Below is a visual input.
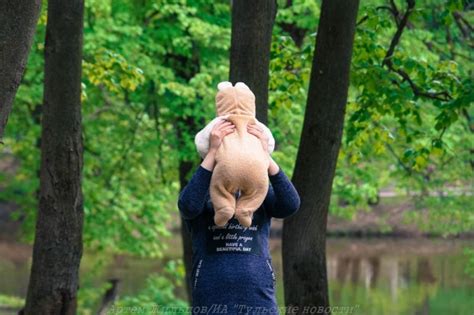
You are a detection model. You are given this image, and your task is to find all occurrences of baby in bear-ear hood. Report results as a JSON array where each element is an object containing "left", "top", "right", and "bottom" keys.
[
  {"left": 193, "top": 81, "right": 276, "bottom": 227},
  {"left": 194, "top": 81, "right": 275, "bottom": 159}
]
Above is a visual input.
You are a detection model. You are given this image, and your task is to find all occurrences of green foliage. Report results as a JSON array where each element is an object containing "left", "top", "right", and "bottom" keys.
[
  {"left": 337, "top": 0, "right": 472, "bottom": 217},
  {"left": 1, "top": 0, "right": 231, "bottom": 258},
  {"left": 268, "top": 33, "right": 312, "bottom": 178},
  {"left": 330, "top": 162, "right": 384, "bottom": 220},
  {"left": 1, "top": 0, "right": 471, "bottom": 256},
  {"left": 269, "top": 0, "right": 472, "bottom": 220},
  {"left": 78, "top": 0, "right": 232, "bottom": 256},
  {"left": 77, "top": 255, "right": 114, "bottom": 315},
  {"left": 276, "top": 0, "right": 320, "bottom": 36},
  {"left": 464, "top": 247, "right": 474, "bottom": 278},
  {"left": 348, "top": 3, "right": 471, "bottom": 173},
  {"left": 0, "top": 0, "right": 472, "bottom": 309},
  {"left": 83, "top": 48, "right": 145, "bottom": 93},
  {"left": 110, "top": 259, "right": 188, "bottom": 314},
  {"left": 0, "top": 294, "right": 24, "bottom": 309},
  {"left": 403, "top": 195, "right": 474, "bottom": 236}
]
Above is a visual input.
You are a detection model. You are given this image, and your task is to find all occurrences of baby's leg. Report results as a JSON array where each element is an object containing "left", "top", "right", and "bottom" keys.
[
  {"left": 210, "top": 169, "right": 237, "bottom": 227},
  {"left": 235, "top": 179, "right": 269, "bottom": 227}
]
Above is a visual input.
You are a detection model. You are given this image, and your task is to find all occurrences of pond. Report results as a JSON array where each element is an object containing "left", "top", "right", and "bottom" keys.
[{"left": 0, "top": 237, "right": 473, "bottom": 315}]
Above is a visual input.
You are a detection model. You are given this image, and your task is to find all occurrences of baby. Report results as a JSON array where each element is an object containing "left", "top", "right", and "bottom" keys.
[
  {"left": 194, "top": 82, "right": 275, "bottom": 227},
  {"left": 195, "top": 82, "right": 275, "bottom": 159}
]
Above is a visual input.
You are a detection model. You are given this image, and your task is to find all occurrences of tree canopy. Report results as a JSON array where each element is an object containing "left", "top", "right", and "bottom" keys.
[{"left": 1, "top": 0, "right": 472, "bottom": 259}]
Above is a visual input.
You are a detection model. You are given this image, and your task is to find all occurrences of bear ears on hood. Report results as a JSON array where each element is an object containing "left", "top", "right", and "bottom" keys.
[
  {"left": 215, "top": 81, "right": 256, "bottom": 116},
  {"left": 217, "top": 81, "right": 251, "bottom": 92}
]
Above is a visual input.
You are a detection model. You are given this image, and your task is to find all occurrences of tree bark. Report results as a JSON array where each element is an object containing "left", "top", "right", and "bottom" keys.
[
  {"left": 229, "top": 0, "right": 277, "bottom": 125},
  {"left": 0, "top": 0, "right": 41, "bottom": 140},
  {"left": 23, "top": 0, "right": 84, "bottom": 314},
  {"left": 282, "top": 0, "right": 360, "bottom": 313}
]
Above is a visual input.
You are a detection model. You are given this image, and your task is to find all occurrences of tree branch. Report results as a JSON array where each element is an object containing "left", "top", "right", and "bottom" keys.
[
  {"left": 382, "top": 0, "right": 414, "bottom": 67},
  {"left": 382, "top": 0, "right": 452, "bottom": 102},
  {"left": 453, "top": 11, "right": 473, "bottom": 39}
]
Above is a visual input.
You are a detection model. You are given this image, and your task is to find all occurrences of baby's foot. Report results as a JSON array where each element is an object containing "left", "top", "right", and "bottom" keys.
[
  {"left": 214, "top": 207, "right": 235, "bottom": 227},
  {"left": 235, "top": 209, "right": 253, "bottom": 227}
]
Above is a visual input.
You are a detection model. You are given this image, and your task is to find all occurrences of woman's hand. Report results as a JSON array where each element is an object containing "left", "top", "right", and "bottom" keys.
[
  {"left": 201, "top": 119, "right": 235, "bottom": 171},
  {"left": 209, "top": 119, "right": 235, "bottom": 152},
  {"left": 247, "top": 123, "right": 269, "bottom": 153}
]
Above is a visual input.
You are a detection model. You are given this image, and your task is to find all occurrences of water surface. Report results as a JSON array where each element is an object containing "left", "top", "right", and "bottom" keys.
[{"left": 0, "top": 237, "right": 472, "bottom": 315}]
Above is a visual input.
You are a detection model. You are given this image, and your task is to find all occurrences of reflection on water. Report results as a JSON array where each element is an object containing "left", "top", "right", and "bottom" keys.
[
  {"left": 324, "top": 239, "right": 473, "bottom": 315},
  {"left": 0, "top": 237, "right": 473, "bottom": 315},
  {"left": 270, "top": 238, "right": 474, "bottom": 315}
]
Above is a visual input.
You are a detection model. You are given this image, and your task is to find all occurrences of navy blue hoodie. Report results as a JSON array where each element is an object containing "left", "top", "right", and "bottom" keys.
[{"left": 178, "top": 165, "right": 301, "bottom": 315}]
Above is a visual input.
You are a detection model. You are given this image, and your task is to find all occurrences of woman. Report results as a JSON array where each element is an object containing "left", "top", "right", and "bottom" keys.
[{"left": 178, "top": 119, "right": 301, "bottom": 314}]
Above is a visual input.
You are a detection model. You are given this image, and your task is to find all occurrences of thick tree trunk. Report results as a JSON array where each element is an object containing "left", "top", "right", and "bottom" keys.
[
  {"left": 282, "top": 0, "right": 360, "bottom": 313},
  {"left": 229, "top": 0, "right": 276, "bottom": 125},
  {"left": 0, "top": 0, "right": 41, "bottom": 140},
  {"left": 23, "top": 0, "right": 85, "bottom": 314}
]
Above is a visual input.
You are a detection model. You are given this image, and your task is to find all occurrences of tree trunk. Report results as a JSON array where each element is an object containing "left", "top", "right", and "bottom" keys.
[
  {"left": 0, "top": 0, "right": 41, "bottom": 140},
  {"left": 229, "top": 0, "right": 276, "bottom": 125},
  {"left": 281, "top": 0, "right": 360, "bottom": 313},
  {"left": 23, "top": 0, "right": 85, "bottom": 314}
]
